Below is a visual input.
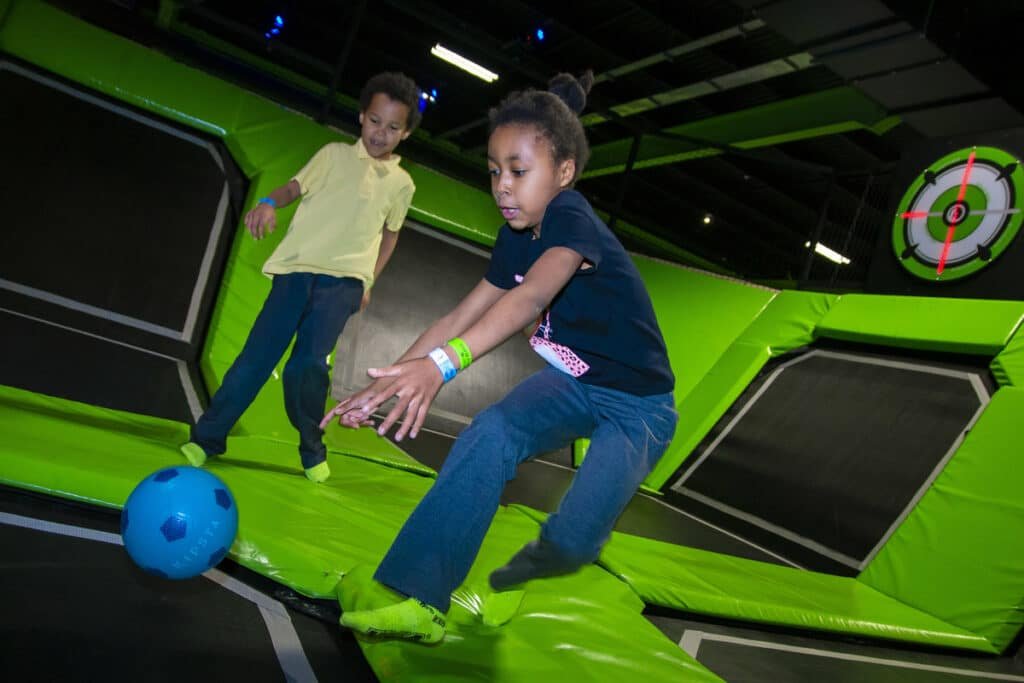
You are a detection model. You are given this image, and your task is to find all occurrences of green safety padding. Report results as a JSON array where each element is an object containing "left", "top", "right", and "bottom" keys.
[
  {"left": 0, "top": 385, "right": 719, "bottom": 682},
  {"left": 633, "top": 260, "right": 778, "bottom": 403},
  {"left": 859, "top": 387, "right": 1024, "bottom": 653},
  {"left": 643, "top": 289, "right": 836, "bottom": 490},
  {"left": 509, "top": 505, "right": 993, "bottom": 652},
  {"left": 599, "top": 530, "right": 995, "bottom": 653},
  {"left": 574, "top": 260, "right": 777, "bottom": 479},
  {"left": 0, "top": 385, "right": 430, "bottom": 595},
  {"left": 339, "top": 535, "right": 721, "bottom": 681},
  {"left": 814, "top": 294, "right": 1024, "bottom": 355},
  {"left": 991, "top": 324, "right": 1024, "bottom": 387}
]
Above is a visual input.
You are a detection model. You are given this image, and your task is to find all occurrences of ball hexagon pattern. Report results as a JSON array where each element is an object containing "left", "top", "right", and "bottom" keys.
[{"left": 120, "top": 466, "right": 239, "bottom": 580}]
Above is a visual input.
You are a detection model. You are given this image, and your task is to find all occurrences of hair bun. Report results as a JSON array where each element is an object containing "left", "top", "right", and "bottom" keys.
[{"left": 548, "top": 70, "right": 594, "bottom": 115}]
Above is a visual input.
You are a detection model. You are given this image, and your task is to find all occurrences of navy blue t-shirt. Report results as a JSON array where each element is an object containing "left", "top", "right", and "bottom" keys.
[{"left": 485, "top": 190, "right": 674, "bottom": 396}]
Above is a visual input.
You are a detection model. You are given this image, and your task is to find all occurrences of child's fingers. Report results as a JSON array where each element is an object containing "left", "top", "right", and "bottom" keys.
[
  {"left": 376, "top": 394, "right": 411, "bottom": 437},
  {"left": 393, "top": 396, "right": 421, "bottom": 442},
  {"left": 409, "top": 401, "right": 430, "bottom": 440},
  {"left": 367, "top": 365, "right": 403, "bottom": 378}
]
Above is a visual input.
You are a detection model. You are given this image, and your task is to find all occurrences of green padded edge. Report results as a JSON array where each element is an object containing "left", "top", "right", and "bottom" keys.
[
  {"left": 859, "top": 387, "right": 1024, "bottom": 652},
  {"left": 509, "top": 505, "right": 993, "bottom": 652},
  {"left": 814, "top": 294, "right": 1024, "bottom": 355},
  {"left": 991, "top": 323, "right": 1024, "bottom": 387},
  {"left": 644, "top": 289, "right": 836, "bottom": 490}
]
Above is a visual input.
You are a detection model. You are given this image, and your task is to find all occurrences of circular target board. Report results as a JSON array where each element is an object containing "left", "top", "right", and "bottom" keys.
[{"left": 892, "top": 146, "right": 1024, "bottom": 281}]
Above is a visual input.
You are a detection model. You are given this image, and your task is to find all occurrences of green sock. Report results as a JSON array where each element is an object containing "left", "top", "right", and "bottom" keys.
[
  {"left": 340, "top": 597, "right": 446, "bottom": 643},
  {"left": 179, "top": 442, "right": 207, "bottom": 468},
  {"left": 482, "top": 589, "right": 524, "bottom": 627},
  {"left": 304, "top": 461, "right": 330, "bottom": 483}
]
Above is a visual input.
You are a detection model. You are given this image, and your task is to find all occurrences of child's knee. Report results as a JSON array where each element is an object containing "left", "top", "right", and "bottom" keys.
[
  {"left": 283, "top": 354, "right": 327, "bottom": 387},
  {"left": 447, "top": 407, "right": 523, "bottom": 478}
]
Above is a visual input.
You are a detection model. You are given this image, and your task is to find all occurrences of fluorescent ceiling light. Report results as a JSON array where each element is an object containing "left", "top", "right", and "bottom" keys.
[
  {"left": 430, "top": 44, "right": 499, "bottom": 83},
  {"left": 805, "top": 241, "right": 851, "bottom": 265}
]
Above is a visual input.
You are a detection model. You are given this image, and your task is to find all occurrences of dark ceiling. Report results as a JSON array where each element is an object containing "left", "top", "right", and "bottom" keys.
[{"left": 48, "top": 0, "right": 1024, "bottom": 285}]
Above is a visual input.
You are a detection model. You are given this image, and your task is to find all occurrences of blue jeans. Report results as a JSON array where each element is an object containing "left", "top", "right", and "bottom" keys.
[
  {"left": 191, "top": 273, "right": 363, "bottom": 469},
  {"left": 374, "top": 366, "right": 678, "bottom": 611}
]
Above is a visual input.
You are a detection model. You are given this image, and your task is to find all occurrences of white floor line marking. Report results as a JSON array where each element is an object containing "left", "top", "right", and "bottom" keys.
[
  {"left": 679, "top": 630, "right": 1024, "bottom": 681},
  {"left": 0, "top": 511, "right": 316, "bottom": 682}
]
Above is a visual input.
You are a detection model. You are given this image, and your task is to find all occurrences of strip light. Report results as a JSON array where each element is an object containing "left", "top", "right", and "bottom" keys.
[
  {"left": 430, "top": 44, "right": 499, "bottom": 83},
  {"left": 805, "top": 241, "right": 851, "bottom": 265}
]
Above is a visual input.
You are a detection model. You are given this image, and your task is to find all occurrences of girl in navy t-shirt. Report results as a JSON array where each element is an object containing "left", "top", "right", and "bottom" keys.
[{"left": 323, "top": 71, "right": 677, "bottom": 643}]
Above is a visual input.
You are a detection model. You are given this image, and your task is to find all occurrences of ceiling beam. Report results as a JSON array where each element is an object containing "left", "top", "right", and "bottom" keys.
[{"left": 582, "top": 87, "right": 896, "bottom": 178}]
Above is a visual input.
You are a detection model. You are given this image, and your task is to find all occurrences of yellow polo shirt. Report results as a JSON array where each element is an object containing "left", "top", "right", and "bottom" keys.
[{"left": 262, "top": 139, "right": 415, "bottom": 288}]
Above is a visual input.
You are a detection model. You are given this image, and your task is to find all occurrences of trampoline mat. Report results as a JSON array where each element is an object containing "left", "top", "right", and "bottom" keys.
[
  {"left": 0, "top": 308, "right": 198, "bottom": 423},
  {"left": 0, "top": 61, "right": 230, "bottom": 336},
  {"left": 673, "top": 348, "right": 989, "bottom": 566}
]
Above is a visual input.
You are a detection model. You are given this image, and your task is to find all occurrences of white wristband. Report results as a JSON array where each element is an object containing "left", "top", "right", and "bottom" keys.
[{"left": 428, "top": 347, "right": 457, "bottom": 382}]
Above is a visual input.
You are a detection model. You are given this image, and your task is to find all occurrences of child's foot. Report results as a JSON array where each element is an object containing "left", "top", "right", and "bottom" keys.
[
  {"left": 482, "top": 589, "right": 524, "bottom": 627},
  {"left": 179, "top": 442, "right": 207, "bottom": 468},
  {"left": 489, "top": 538, "right": 581, "bottom": 591},
  {"left": 304, "top": 461, "right": 331, "bottom": 483},
  {"left": 340, "top": 597, "right": 446, "bottom": 643}
]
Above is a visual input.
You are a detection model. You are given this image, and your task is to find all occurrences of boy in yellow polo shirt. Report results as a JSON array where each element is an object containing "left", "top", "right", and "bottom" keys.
[{"left": 180, "top": 72, "right": 420, "bottom": 482}]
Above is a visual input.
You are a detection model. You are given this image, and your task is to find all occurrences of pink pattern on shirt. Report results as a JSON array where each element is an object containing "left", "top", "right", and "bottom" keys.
[{"left": 529, "top": 309, "right": 590, "bottom": 378}]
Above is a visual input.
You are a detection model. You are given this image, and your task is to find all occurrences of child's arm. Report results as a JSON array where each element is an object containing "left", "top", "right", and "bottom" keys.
[
  {"left": 361, "top": 227, "right": 400, "bottom": 310},
  {"left": 334, "top": 247, "right": 583, "bottom": 440},
  {"left": 322, "top": 274, "right": 507, "bottom": 431},
  {"left": 244, "top": 180, "right": 301, "bottom": 240}
]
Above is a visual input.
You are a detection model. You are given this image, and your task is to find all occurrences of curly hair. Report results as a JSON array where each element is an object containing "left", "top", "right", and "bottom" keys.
[
  {"left": 488, "top": 71, "right": 594, "bottom": 182},
  {"left": 360, "top": 72, "right": 422, "bottom": 132}
]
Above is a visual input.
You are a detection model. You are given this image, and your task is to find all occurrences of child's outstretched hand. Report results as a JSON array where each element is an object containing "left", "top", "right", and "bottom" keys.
[
  {"left": 321, "top": 359, "right": 443, "bottom": 442},
  {"left": 244, "top": 203, "right": 277, "bottom": 240}
]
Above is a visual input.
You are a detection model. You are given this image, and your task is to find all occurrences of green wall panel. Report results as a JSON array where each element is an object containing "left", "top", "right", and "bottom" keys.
[
  {"left": 859, "top": 387, "right": 1024, "bottom": 652},
  {"left": 815, "top": 294, "right": 1024, "bottom": 355}
]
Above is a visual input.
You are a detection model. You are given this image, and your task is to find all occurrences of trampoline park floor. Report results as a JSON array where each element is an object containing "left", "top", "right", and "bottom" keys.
[
  {"left": 4, "top": 427, "right": 1024, "bottom": 682},
  {"left": 0, "top": 485, "right": 377, "bottom": 682}
]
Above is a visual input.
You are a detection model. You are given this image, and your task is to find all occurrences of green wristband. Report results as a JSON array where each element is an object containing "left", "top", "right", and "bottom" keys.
[{"left": 447, "top": 337, "right": 473, "bottom": 370}]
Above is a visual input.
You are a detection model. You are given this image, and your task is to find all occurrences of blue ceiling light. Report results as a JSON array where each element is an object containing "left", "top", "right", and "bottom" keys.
[
  {"left": 535, "top": 28, "right": 545, "bottom": 41},
  {"left": 418, "top": 88, "right": 438, "bottom": 112},
  {"left": 265, "top": 14, "right": 285, "bottom": 42}
]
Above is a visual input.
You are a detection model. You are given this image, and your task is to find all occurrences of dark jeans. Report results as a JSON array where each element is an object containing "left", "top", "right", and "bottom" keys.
[
  {"left": 191, "top": 272, "right": 363, "bottom": 469},
  {"left": 374, "top": 366, "right": 678, "bottom": 611}
]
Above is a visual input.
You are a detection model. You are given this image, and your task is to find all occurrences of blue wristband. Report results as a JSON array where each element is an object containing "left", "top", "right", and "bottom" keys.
[
  {"left": 428, "top": 347, "right": 457, "bottom": 383},
  {"left": 258, "top": 197, "right": 277, "bottom": 208}
]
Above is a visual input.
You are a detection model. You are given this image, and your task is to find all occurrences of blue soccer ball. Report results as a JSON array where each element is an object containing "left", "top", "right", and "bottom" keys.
[{"left": 120, "top": 467, "right": 239, "bottom": 580}]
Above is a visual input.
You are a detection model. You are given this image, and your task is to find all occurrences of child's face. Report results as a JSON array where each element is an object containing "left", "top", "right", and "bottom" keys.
[
  {"left": 359, "top": 93, "right": 411, "bottom": 160},
  {"left": 487, "top": 124, "right": 575, "bottom": 231}
]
